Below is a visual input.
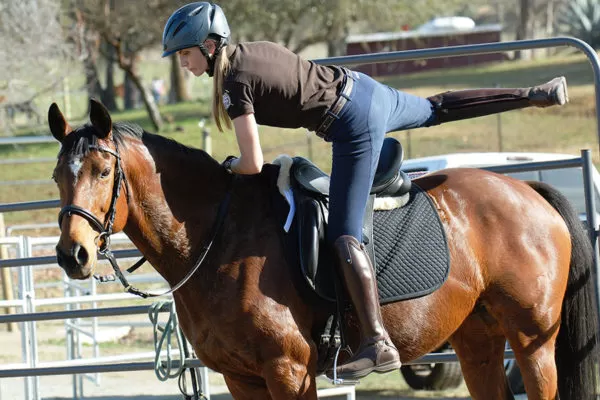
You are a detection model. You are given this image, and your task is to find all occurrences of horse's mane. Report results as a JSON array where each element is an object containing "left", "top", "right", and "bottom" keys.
[{"left": 58, "top": 121, "right": 205, "bottom": 161}]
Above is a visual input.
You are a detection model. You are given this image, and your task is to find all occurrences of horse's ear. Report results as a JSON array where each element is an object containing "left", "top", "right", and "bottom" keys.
[
  {"left": 48, "top": 103, "right": 72, "bottom": 143},
  {"left": 89, "top": 99, "right": 112, "bottom": 139}
]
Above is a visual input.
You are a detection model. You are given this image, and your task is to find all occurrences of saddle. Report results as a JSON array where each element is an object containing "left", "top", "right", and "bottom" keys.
[
  {"left": 288, "top": 137, "right": 411, "bottom": 302},
  {"left": 276, "top": 136, "right": 450, "bottom": 375}
]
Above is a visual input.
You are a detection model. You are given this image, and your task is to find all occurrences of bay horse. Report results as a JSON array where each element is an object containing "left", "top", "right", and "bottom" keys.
[{"left": 49, "top": 99, "right": 598, "bottom": 399}]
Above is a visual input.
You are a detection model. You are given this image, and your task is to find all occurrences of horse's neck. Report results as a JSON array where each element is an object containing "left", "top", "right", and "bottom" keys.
[{"left": 121, "top": 136, "right": 227, "bottom": 284}]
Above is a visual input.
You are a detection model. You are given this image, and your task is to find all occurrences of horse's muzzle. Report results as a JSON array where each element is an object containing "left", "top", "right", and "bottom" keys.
[{"left": 56, "top": 242, "right": 92, "bottom": 279}]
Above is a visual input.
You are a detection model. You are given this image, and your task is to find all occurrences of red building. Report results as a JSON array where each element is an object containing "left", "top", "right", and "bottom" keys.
[{"left": 345, "top": 24, "right": 504, "bottom": 77}]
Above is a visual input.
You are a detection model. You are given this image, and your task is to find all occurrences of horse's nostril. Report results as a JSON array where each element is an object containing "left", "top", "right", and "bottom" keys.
[
  {"left": 55, "top": 245, "right": 66, "bottom": 266},
  {"left": 72, "top": 243, "right": 89, "bottom": 266}
]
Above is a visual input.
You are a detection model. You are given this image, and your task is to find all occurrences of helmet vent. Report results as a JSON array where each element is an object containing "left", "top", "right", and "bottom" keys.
[
  {"left": 172, "top": 21, "right": 186, "bottom": 37},
  {"left": 164, "top": 18, "right": 177, "bottom": 37},
  {"left": 190, "top": 5, "right": 205, "bottom": 17}
]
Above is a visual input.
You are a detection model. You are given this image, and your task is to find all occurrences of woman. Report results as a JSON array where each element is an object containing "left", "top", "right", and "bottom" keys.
[{"left": 162, "top": 2, "right": 568, "bottom": 380}]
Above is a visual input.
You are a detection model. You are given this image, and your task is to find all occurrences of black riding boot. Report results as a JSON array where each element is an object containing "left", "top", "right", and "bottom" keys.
[
  {"left": 428, "top": 76, "right": 568, "bottom": 124},
  {"left": 330, "top": 235, "right": 401, "bottom": 380}
]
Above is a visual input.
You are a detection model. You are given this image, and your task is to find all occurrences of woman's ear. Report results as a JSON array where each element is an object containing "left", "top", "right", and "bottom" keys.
[{"left": 204, "top": 39, "right": 217, "bottom": 55}]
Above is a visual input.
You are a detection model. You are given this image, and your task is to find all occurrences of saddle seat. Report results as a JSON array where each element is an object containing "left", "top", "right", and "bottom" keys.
[{"left": 292, "top": 137, "right": 411, "bottom": 198}]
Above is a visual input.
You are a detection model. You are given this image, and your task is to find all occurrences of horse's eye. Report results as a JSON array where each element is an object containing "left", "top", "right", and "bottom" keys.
[{"left": 100, "top": 168, "right": 111, "bottom": 178}]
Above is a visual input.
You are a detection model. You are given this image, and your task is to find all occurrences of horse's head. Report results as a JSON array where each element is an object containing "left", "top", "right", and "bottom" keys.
[{"left": 49, "top": 100, "right": 128, "bottom": 279}]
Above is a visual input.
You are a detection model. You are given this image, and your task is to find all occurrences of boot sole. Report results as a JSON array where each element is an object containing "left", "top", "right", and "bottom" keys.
[{"left": 328, "top": 359, "right": 402, "bottom": 381}]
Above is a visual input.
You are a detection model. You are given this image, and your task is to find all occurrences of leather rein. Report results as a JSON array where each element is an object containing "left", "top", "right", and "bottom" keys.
[{"left": 57, "top": 141, "right": 232, "bottom": 298}]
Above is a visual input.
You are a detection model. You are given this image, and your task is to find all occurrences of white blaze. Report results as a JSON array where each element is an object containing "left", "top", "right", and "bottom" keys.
[{"left": 68, "top": 157, "right": 83, "bottom": 183}]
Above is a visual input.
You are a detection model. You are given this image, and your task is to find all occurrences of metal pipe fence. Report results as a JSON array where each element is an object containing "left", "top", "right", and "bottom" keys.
[
  {"left": 1, "top": 37, "right": 600, "bottom": 399},
  {"left": 0, "top": 154, "right": 593, "bottom": 399}
]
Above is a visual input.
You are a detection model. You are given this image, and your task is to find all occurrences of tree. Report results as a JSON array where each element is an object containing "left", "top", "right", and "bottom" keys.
[
  {"left": 557, "top": 0, "right": 600, "bottom": 49},
  {"left": 70, "top": 6, "right": 118, "bottom": 112},
  {"left": 0, "top": 0, "right": 74, "bottom": 108},
  {"left": 69, "top": 0, "right": 185, "bottom": 131},
  {"left": 169, "top": 55, "right": 191, "bottom": 103},
  {"left": 515, "top": 0, "right": 533, "bottom": 59},
  {"left": 221, "top": 0, "right": 470, "bottom": 57}
]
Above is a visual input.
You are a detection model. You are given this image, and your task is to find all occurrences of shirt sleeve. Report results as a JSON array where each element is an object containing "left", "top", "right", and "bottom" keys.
[{"left": 223, "top": 80, "right": 254, "bottom": 120}]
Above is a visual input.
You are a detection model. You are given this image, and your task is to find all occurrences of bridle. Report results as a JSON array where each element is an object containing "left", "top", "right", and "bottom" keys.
[
  {"left": 58, "top": 144, "right": 125, "bottom": 255},
  {"left": 57, "top": 140, "right": 233, "bottom": 298}
]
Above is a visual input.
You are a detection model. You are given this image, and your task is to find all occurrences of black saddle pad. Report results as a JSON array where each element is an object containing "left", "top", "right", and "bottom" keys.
[{"left": 373, "top": 183, "right": 450, "bottom": 304}]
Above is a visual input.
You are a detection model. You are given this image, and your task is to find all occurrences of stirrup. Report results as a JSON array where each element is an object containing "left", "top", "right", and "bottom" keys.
[{"left": 325, "top": 345, "right": 360, "bottom": 386}]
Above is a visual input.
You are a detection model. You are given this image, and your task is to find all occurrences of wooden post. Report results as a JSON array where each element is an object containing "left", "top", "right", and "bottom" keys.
[
  {"left": 0, "top": 214, "right": 16, "bottom": 332},
  {"left": 200, "top": 119, "right": 212, "bottom": 156}
]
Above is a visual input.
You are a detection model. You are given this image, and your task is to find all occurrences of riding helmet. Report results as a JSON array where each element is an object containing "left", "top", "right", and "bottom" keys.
[{"left": 162, "top": 2, "right": 230, "bottom": 58}]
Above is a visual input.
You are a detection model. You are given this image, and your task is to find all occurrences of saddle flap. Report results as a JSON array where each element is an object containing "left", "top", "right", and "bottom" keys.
[
  {"left": 291, "top": 157, "right": 330, "bottom": 196},
  {"left": 298, "top": 197, "right": 326, "bottom": 283}
]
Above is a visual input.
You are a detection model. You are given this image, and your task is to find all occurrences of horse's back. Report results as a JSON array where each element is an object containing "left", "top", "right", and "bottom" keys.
[
  {"left": 415, "top": 167, "right": 567, "bottom": 233},
  {"left": 414, "top": 166, "right": 571, "bottom": 315}
]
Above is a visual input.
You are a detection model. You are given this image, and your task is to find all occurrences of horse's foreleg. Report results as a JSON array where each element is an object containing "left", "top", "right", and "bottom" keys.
[
  {"left": 262, "top": 357, "right": 318, "bottom": 400},
  {"left": 449, "top": 313, "right": 514, "bottom": 400},
  {"left": 221, "top": 359, "right": 318, "bottom": 400},
  {"left": 224, "top": 375, "right": 272, "bottom": 400}
]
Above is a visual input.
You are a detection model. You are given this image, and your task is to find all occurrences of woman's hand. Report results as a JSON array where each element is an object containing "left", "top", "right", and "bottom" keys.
[{"left": 231, "top": 113, "right": 264, "bottom": 174}]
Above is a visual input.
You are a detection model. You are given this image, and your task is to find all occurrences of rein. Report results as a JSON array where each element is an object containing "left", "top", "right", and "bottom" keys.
[{"left": 58, "top": 141, "right": 233, "bottom": 298}]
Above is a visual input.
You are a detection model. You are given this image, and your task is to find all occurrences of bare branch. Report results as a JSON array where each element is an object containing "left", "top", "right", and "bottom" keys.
[{"left": 0, "top": 0, "right": 76, "bottom": 104}]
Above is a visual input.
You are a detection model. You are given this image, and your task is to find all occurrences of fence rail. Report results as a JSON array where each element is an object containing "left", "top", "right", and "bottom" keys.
[
  {"left": 1, "top": 36, "right": 600, "bottom": 400},
  {"left": 0, "top": 136, "right": 56, "bottom": 146}
]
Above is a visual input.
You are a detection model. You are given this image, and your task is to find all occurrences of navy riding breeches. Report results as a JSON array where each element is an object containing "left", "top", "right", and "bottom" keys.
[{"left": 324, "top": 71, "right": 436, "bottom": 243}]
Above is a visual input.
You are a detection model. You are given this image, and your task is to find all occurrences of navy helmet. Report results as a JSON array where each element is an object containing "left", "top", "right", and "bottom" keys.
[{"left": 162, "top": 2, "right": 230, "bottom": 58}]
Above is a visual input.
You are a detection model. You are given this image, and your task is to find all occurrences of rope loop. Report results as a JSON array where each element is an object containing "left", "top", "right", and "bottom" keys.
[{"left": 148, "top": 301, "right": 185, "bottom": 381}]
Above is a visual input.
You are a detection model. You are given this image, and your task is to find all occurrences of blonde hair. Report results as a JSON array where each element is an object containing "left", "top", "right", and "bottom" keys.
[{"left": 212, "top": 45, "right": 232, "bottom": 132}]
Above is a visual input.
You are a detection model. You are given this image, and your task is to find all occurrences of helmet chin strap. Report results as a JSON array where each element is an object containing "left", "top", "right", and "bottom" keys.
[{"left": 198, "top": 42, "right": 224, "bottom": 77}]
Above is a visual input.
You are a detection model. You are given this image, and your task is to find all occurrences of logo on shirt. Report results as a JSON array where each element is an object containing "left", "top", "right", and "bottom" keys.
[{"left": 223, "top": 92, "right": 232, "bottom": 110}]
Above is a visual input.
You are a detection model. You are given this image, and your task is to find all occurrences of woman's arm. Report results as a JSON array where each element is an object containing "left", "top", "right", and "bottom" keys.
[{"left": 229, "top": 113, "right": 264, "bottom": 174}]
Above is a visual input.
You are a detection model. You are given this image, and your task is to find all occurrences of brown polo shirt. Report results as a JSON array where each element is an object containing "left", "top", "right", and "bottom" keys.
[{"left": 223, "top": 41, "right": 344, "bottom": 131}]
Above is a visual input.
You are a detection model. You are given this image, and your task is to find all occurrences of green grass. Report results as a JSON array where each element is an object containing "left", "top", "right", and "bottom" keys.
[{"left": 2, "top": 52, "right": 599, "bottom": 229}]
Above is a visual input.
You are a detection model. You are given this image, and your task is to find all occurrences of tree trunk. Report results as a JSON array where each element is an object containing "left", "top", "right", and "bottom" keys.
[
  {"left": 101, "top": 41, "right": 117, "bottom": 111},
  {"left": 123, "top": 66, "right": 163, "bottom": 131},
  {"left": 545, "top": 0, "right": 555, "bottom": 57},
  {"left": 123, "top": 68, "right": 139, "bottom": 110},
  {"left": 169, "top": 54, "right": 191, "bottom": 103},
  {"left": 107, "top": 39, "right": 162, "bottom": 130},
  {"left": 515, "top": 0, "right": 532, "bottom": 60},
  {"left": 82, "top": 36, "right": 103, "bottom": 103},
  {"left": 326, "top": 24, "right": 348, "bottom": 57},
  {"left": 326, "top": 36, "right": 346, "bottom": 57},
  {"left": 83, "top": 55, "right": 103, "bottom": 102}
]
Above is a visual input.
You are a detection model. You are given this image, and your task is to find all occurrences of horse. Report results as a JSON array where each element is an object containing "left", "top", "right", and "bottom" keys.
[{"left": 49, "top": 99, "right": 598, "bottom": 399}]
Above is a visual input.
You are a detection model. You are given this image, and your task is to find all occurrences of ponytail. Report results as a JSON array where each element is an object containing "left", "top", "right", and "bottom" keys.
[{"left": 212, "top": 45, "right": 232, "bottom": 132}]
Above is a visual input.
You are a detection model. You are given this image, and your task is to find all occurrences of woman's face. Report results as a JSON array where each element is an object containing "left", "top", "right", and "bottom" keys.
[{"left": 178, "top": 46, "right": 208, "bottom": 76}]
